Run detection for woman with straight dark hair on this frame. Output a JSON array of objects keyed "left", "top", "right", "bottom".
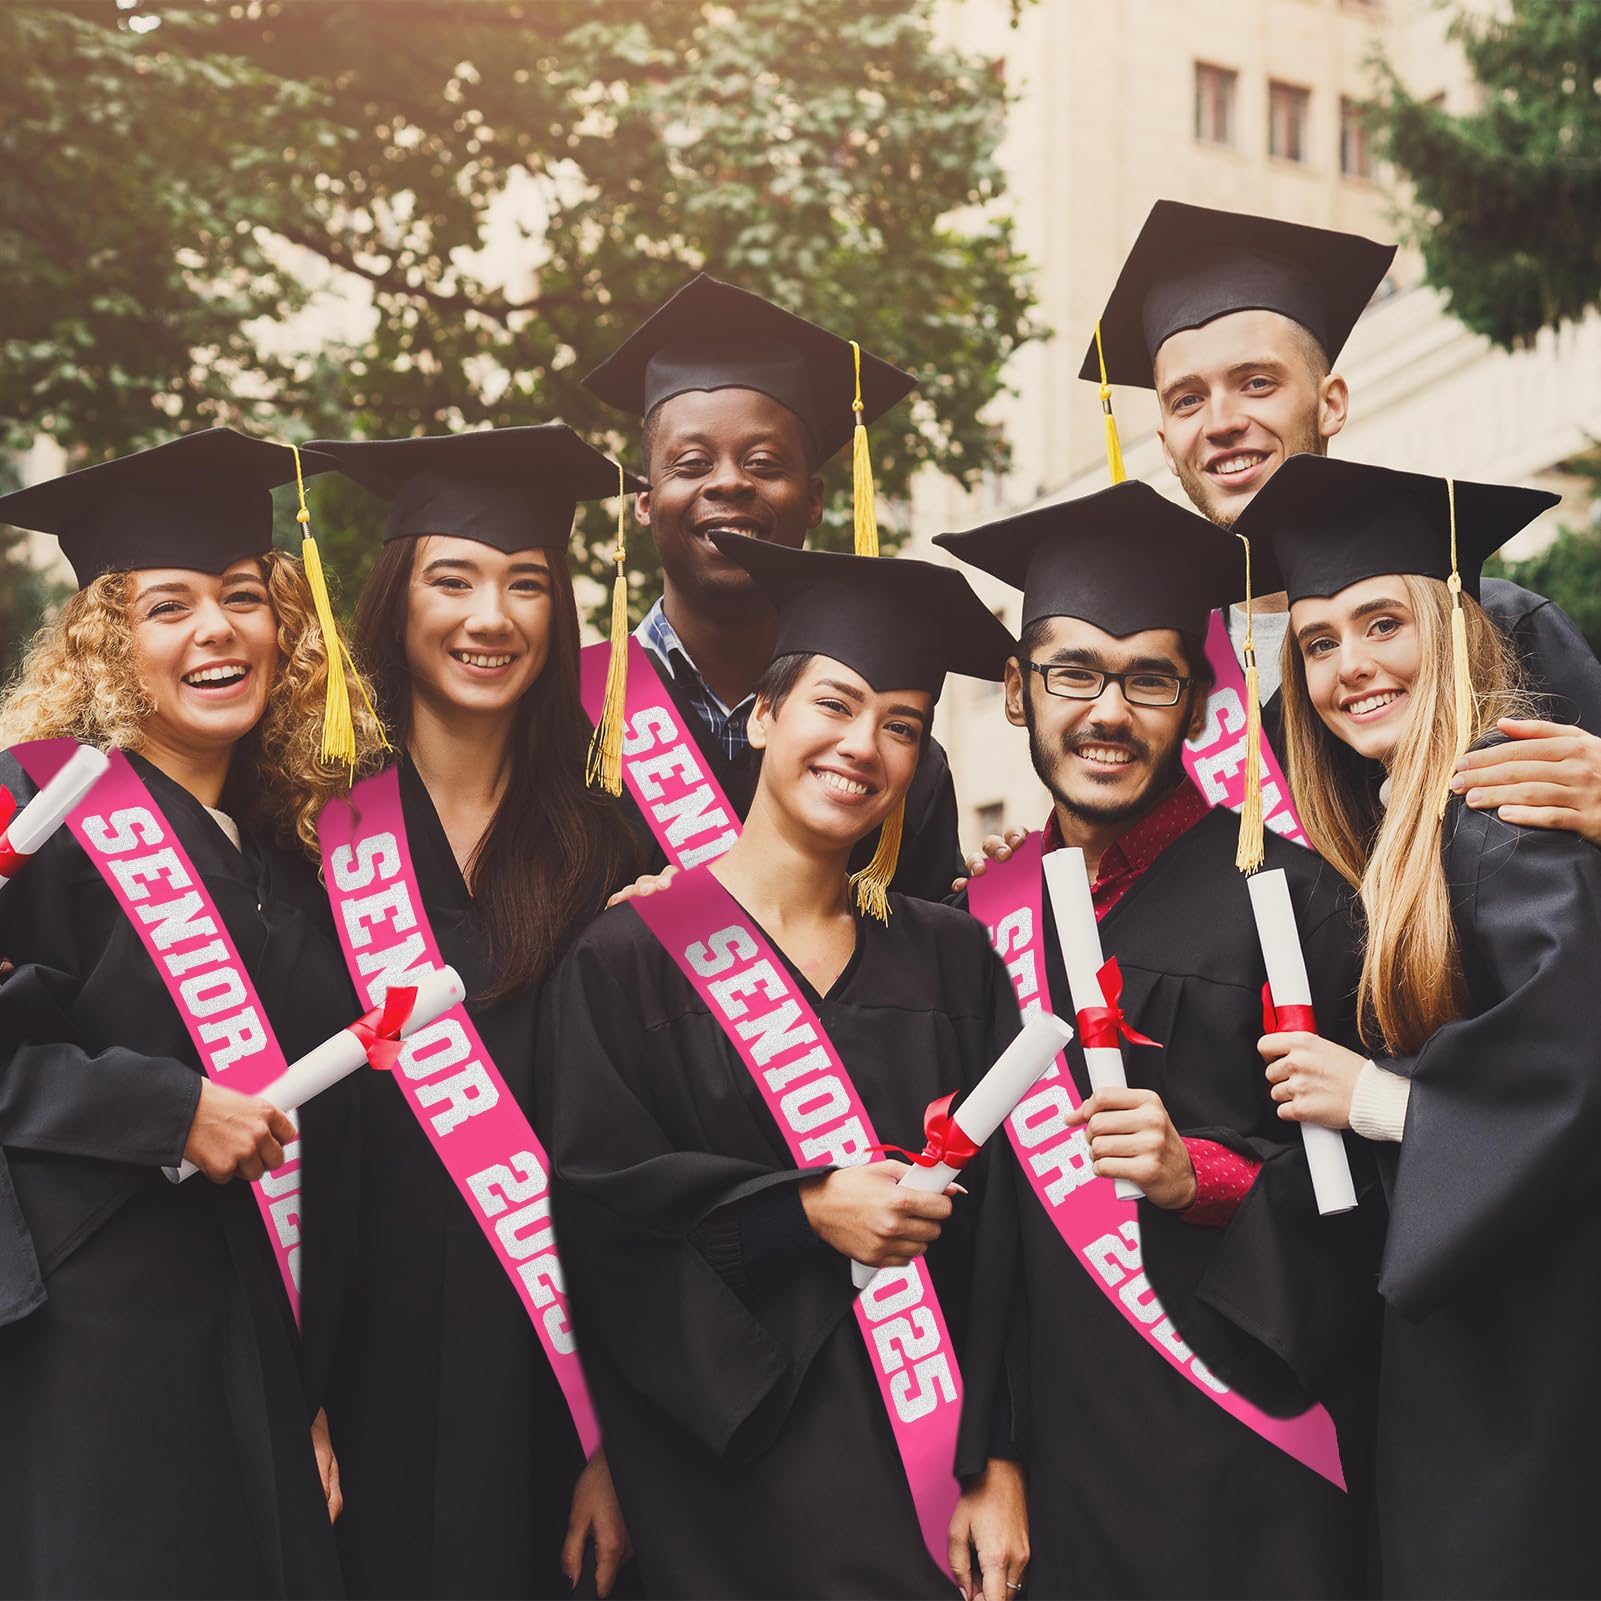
[{"left": 298, "top": 426, "right": 642, "bottom": 1601}]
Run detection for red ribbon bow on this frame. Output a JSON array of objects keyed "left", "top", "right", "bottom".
[
  {"left": 0, "top": 787, "right": 25, "bottom": 879},
  {"left": 1076, "top": 956, "right": 1160, "bottom": 1051},
  {"left": 347, "top": 984, "right": 419, "bottom": 1072},
  {"left": 872, "top": 1092, "right": 982, "bottom": 1172},
  {"left": 1262, "top": 984, "right": 1318, "bottom": 1036}
]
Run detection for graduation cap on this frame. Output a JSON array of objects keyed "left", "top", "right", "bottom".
[
  {"left": 710, "top": 531, "right": 1012, "bottom": 920},
  {"left": 0, "top": 427, "right": 331, "bottom": 588},
  {"left": 306, "top": 425, "right": 640, "bottom": 554},
  {"left": 1079, "top": 201, "right": 1397, "bottom": 391},
  {"left": 934, "top": 481, "right": 1241, "bottom": 641}
]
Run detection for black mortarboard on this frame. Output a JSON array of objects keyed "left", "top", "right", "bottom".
[
  {"left": 0, "top": 427, "right": 329, "bottom": 588},
  {"left": 1236, "top": 454, "right": 1558, "bottom": 606},
  {"left": 708, "top": 533, "right": 1012, "bottom": 700},
  {"left": 935, "top": 481, "right": 1242, "bottom": 640},
  {"left": 1080, "top": 202, "right": 1397, "bottom": 389},
  {"left": 583, "top": 273, "right": 916, "bottom": 465},
  {"left": 306, "top": 425, "right": 638, "bottom": 554}
]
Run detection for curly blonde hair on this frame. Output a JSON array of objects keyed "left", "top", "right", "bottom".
[{"left": 0, "top": 551, "right": 387, "bottom": 857}]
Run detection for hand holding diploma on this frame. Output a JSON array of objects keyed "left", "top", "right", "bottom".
[
  {"left": 167, "top": 965, "right": 466, "bottom": 1182},
  {"left": 0, "top": 743, "right": 110, "bottom": 887},
  {"left": 1248, "top": 870, "right": 1358, "bottom": 1216},
  {"left": 850, "top": 1010, "right": 1074, "bottom": 1289}
]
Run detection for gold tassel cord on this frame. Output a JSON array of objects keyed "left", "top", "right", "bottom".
[
  {"left": 1232, "top": 530, "right": 1265, "bottom": 874},
  {"left": 585, "top": 460, "right": 631, "bottom": 796},
  {"left": 1441, "top": 476, "right": 1473, "bottom": 819},
  {"left": 289, "top": 443, "right": 385, "bottom": 777},
  {"left": 850, "top": 339, "right": 879, "bottom": 558},
  {"left": 849, "top": 796, "right": 904, "bottom": 923},
  {"left": 1095, "top": 320, "right": 1127, "bottom": 486}
]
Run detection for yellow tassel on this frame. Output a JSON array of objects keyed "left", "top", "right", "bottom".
[
  {"left": 1095, "top": 320, "right": 1127, "bottom": 485},
  {"left": 585, "top": 462, "right": 631, "bottom": 796},
  {"left": 849, "top": 339, "right": 879, "bottom": 557},
  {"left": 1232, "top": 529, "right": 1265, "bottom": 873},
  {"left": 849, "top": 797, "right": 904, "bottom": 923},
  {"left": 288, "top": 444, "right": 385, "bottom": 779},
  {"left": 1441, "top": 477, "right": 1473, "bottom": 819}
]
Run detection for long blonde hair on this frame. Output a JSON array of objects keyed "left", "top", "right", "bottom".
[
  {"left": 0, "top": 550, "right": 386, "bottom": 856},
  {"left": 1280, "top": 573, "right": 1531, "bottom": 1052}
]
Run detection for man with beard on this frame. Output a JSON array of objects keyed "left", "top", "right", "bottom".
[
  {"left": 936, "top": 482, "right": 1373, "bottom": 1599},
  {"left": 582, "top": 273, "right": 966, "bottom": 897},
  {"left": 1084, "top": 200, "right": 1601, "bottom": 848}
]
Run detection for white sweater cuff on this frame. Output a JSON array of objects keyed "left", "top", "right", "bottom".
[{"left": 1350, "top": 1060, "right": 1410, "bottom": 1143}]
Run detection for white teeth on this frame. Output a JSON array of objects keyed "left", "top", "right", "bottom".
[
  {"left": 1347, "top": 691, "right": 1401, "bottom": 716},
  {"left": 1211, "top": 454, "right": 1263, "bottom": 476},
  {"left": 454, "top": 652, "right": 513, "bottom": 668},
  {"left": 183, "top": 665, "right": 246, "bottom": 685},
  {"left": 1079, "top": 746, "right": 1133, "bottom": 766},
  {"left": 816, "top": 770, "right": 870, "bottom": 797}
]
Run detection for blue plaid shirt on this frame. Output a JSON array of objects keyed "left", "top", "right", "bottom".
[{"left": 636, "top": 597, "right": 757, "bottom": 764}]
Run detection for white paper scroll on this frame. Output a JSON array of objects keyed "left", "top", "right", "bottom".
[
  {"left": 851, "top": 1009, "right": 1073, "bottom": 1290},
  {"left": 1043, "top": 847, "right": 1144, "bottom": 1201},
  {"left": 0, "top": 744, "right": 111, "bottom": 886},
  {"left": 166, "top": 964, "right": 467, "bottom": 1183},
  {"left": 1246, "top": 870, "right": 1358, "bottom": 1216}
]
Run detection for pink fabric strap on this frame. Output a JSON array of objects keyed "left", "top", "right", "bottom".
[
  {"left": 968, "top": 830, "right": 1345, "bottom": 1489},
  {"left": 632, "top": 866, "right": 963, "bottom": 1568},
  {"left": 318, "top": 766, "right": 600, "bottom": 1455},
  {"left": 9, "top": 739, "right": 305, "bottom": 1318},
  {"left": 580, "top": 639, "right": 740, "bottom": 869}
]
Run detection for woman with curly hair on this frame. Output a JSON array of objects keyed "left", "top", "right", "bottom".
[
  {"left": 0, "top": 428, "right": 386, "bottom": 1599},
  {"left": 297, "top": 426, "right": 642, "bottom": 1601}
]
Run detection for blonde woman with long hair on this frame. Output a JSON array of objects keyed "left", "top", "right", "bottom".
[
  {"left": 1242, "top": 454, "right": 1601, "bottom": 1599},
  {"left": 0, "top": 430, "right": 385, "bottom": 1599}
]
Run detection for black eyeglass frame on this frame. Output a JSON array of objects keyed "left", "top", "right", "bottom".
[{"left": 1026, "top": 659, "right": 1196, "bottom": 708}]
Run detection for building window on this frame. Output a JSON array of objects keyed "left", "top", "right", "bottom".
[
  {"left": 1340, "top": 96, "right": 1372, "bottom": 178},
  {"left": 976, "top": 803, "right": 1006, "bottom": 841},
  {"left": 1194, "top": 63, "right": 1237, "bottom": 147},
  {"left": 1269, "top": 81, "right": 1311, "bottom": 163}
]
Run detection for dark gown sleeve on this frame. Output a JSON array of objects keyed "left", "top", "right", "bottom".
[
  {"left": 536, "top": 925, "right": 861, "bottom": 1466},
  {"left": 1481, "top": 577, "right": 1601, "bottom": 734},
  {"left": 879, "top": 735, "right": 966, "bottom": 903},
  {"left": 1377, "top": 803, "right": 1601, "bottom": 1323}
]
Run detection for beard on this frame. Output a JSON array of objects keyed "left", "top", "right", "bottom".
[
  {"left": 1175, "top": 414, "right": 1327, "bottom": 529},
  {"left": 1023, "top": 696, "right": 1192, "bottom": 829}
]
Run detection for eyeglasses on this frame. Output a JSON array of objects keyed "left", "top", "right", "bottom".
[{"left": 1027, "top": 660, "right": 1194, "bottom": 708}]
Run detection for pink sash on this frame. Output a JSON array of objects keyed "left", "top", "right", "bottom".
[
  {"left": 10, "top": 740, "right": 305, "bottom": 1318},
  {"left": 317, "top": 767, "right": 600, "bottom": 1455},
  {"left": 580, "top": 638, "right": 740, "bottom": 868},
  {"left": 632, "top": 867, "right": 962, "bottom": 1568},
  {"left": 968, "top": 832, "right": 1344, "bottom": 1488},
  {"left": 1190, "top": 611, "right": 1308, "bottom": 847}
]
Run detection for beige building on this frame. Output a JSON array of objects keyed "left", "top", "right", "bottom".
[{"left": 919, "top": 0, "right": 1601, "bottom": 850}]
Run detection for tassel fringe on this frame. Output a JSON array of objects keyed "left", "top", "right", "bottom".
[
  {"left": 849, "top": 339, "right": 879, "bottom": 557},
  {"left": 586, "top": 461, "right": 631, "bottom": 796},
  {"left": 1094, "top": 320, "right": 1126, "bottom": 485},
  {"left": 849, "top": 797, "right": 904, "bottom": 923}
]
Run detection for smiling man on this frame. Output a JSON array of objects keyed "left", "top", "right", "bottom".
[
  {"left": 1083, "top": 200, "right": 1601, "bottom": 847},
  {"left": 937, "top": 481, "right": 1372, "bottom": 1599},
  {"left": 583, "top": 274, "right": 968, "bottom": 897}
]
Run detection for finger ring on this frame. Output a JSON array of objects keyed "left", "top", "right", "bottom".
[{"left": 1006, "top": 1585, "right": 1023, "bottom": 1593}]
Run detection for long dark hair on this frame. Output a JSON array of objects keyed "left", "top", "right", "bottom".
[{"left": 353, "top": 537, "right": 640, "bottom": 1004}]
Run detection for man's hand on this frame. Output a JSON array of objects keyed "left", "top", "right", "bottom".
[
  {"left": 952, "top": 827, "right": 1030, "bottom": 894},
  {"left": 1065, "top": 1086, "right": 1195, "bottom": 1210},
  {"left": 605, "top": 865, "right": 680, "bottom": 910},
  {"left": 949, "top": 1458, "right": 1029, "bottom": 1601},
  {"left": 182, "top": 1079, "right": 296, "bottom": 1184},
  {"left": 1260, "top": 1031, "right": 1366, "bottom": 1131},
  {"left": 799, "top": 1160, "right": 956, "bottom": 1266},
  {"left": 1453, "top": 718, "right": 1601, "bottom": 846},
  {"left": 311, "top": 1408, "right": 342, "bottom": 1524},
  {"left": 562, "top": 1449, "right": 632, "bottom": 1599}
]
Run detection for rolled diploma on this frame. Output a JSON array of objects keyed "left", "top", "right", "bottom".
[
  {"left": 0, "top": 744, "right": 111, "bottom": 884},
  {"left": 166, "top": 965, "right": 467, "bottom": 1182},
  {"left": 851, "top": 1009, "right": 1074, "bottom": 1290},
  {"left": 1043, "top": 846, "right": 1143, "bottom": 1200},
  {"left": 1246, "top": 869, "right": 1358, "bottom": 1216}
]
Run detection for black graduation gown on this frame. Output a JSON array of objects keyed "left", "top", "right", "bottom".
[
  {"left": 0, "top": 749, "right": 349, "bottom": 1601},
  {"left": 299, "top": 760, "right": 587, "bottom": 1600},
  {"left": 535, "top": 891, "right": 1022, "bottom": 1600},
  {"left": 974, "top": 808, "right": 1374, "bottom": 1600},
  {"left": 620, "top": 650, "right": 965, "bottom": 901},
  {"left": 1261, "top": 577, "right": 1601, "bottom": 752},
  {"left": 1361, "top": 799, "right": 1601, "bottom": 1599}
]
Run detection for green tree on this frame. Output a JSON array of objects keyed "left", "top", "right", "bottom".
[
  {"left": 1371, "top": 0, "right": 1601, "bottom": 348},
  {"left": 2, "top": 0, "right": 1038, "bottom": 612}
]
